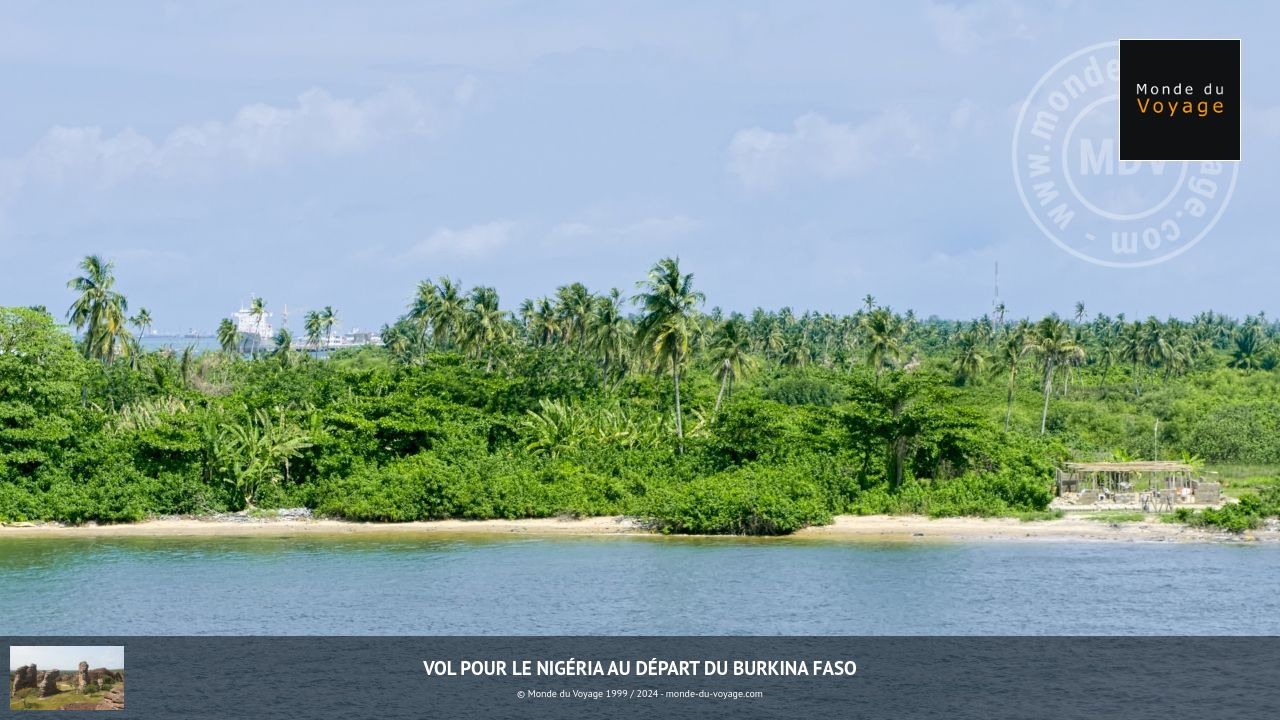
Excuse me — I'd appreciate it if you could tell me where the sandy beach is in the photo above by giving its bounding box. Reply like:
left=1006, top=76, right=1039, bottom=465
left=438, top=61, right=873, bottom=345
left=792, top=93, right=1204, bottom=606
left=1, top=513, right=1274, bottom=543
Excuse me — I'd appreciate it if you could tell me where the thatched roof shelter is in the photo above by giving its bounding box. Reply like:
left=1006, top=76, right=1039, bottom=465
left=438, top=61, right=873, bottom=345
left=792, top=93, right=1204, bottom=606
left=1056, top=460, right=1198, bottom=497
left=1063, top=461, right=1192, bottom=473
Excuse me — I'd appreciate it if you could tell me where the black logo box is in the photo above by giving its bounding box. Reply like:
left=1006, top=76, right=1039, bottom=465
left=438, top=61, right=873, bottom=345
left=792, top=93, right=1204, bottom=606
left=1119, top=39, right=1240, bottom=161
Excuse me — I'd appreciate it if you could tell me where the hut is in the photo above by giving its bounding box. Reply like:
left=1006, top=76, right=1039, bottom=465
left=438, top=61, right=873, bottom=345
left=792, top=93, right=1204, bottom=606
left=1055, top=461, right=1216, bottom=509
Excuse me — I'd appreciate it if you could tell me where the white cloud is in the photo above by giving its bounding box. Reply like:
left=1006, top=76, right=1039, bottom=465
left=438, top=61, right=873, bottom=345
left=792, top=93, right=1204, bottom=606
left=405, top=221, right=516, bottom=260
left=4, top=86, right=442, bottom=194
left=726, top=111, right=926, bottom=191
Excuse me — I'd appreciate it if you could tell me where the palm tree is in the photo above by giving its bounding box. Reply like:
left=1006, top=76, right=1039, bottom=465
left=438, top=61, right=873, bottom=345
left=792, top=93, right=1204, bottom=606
left=952, top=329, right=988, bottom=385
left=779, top=338, right=810, bottom=368
left=555, top=282, right=595, bottom=346
left=1228, top=324, right=1270, bottom=370
left=67, top=254, right=132, bottom=362
left=130, top=307, right=153, bottom=337
left=248, top=297, right=267, bottom=353
left=633, top=257, right=704, bottom=447
left=320, top=306, right=338, bottom=348
left=526, top=297, right=559, bottom=346
left=381, top=323, right=411, bottom=358
left=1119, top=321, right=1150, bottom=395
left=588, top=289, right=629, bottom=379
left=709, top=318, right=756, bottom=413
left=408, top=279, right=437, bottom=346
left=462, top=286, right=511, bottom=370
left=1025, top=316, right=1084, bottom=434
left=859, top=307, right=906, bottom=382
left=271, top=328, right=296, bottom=366
left=431, top=278, right=466, bottom=348
left=217, top=318, right=240, bottom=354
left=303, top=310, right=324, bottom=351
left=997, top=322, right=1029, bottom=430
left=1073, top=301, right=1087, bottom=324
left=1094, top=321, right=1120, bottom=388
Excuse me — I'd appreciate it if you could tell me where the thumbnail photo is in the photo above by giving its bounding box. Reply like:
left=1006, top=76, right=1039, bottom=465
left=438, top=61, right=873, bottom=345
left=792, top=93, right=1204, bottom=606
left=9, top=646, right=123, bottom=711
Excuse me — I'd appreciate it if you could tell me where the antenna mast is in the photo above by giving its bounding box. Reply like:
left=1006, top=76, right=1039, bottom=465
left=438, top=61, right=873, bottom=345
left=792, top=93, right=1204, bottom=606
left=992, top=261, right=1000, bottom=315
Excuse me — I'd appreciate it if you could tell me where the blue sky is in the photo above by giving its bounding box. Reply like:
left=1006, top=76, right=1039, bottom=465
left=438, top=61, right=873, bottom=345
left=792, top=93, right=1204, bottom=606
left=10, top=645, right=123, bottom=671
left=0, top=1, right=1276, bottom=334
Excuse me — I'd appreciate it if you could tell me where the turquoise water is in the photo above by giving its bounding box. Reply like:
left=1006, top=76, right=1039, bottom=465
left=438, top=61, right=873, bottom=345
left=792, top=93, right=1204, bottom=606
left=1, top=536, right=1277, bottom=635
left=136, top=336, right=221, bottom=353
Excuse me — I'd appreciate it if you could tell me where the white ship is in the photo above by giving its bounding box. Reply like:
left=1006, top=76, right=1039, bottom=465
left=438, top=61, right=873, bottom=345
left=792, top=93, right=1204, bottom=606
left=228, top=298, right=381, bottom=351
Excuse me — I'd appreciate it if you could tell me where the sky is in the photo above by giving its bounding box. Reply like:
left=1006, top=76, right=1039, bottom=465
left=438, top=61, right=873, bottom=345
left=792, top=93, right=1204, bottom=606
left=10, top=645, right=124, bottom=671
left=0, top=1, right=1277, bottom=334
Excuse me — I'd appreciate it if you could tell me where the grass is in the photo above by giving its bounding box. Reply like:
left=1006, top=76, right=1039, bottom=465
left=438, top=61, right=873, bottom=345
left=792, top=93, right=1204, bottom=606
left=1083, top=511, right=1150, bottom=523
left=1203, top=465, right=1280, bottom=498
left=1011, top=510, right=1064, bottom=522
left=9, top=685, right=110, bottom=711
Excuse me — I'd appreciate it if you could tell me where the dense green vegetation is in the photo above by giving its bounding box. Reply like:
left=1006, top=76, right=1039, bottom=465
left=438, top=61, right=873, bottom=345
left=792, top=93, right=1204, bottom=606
left=2, top=255, right=1279, bottom=533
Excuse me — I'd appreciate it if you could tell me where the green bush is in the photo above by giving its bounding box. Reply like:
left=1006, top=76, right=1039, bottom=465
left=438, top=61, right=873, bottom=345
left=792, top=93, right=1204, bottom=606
left=1176, top=492, right=1277, bottom=533
left=762, top=376, right=847, bottom=407
left=847, top=471, right=1053, bottom=518
left=644, top=464, right=832, bottom=535
left=314, top=454, right=459, bottom=521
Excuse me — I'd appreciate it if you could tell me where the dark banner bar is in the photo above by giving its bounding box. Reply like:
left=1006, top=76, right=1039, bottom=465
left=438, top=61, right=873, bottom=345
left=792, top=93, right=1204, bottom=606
left=6, top=636, right=1279, bottom=719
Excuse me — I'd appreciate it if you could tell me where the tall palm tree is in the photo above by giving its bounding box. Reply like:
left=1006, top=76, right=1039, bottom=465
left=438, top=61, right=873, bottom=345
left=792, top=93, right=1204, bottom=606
left=1025, top=316, right=1084, bottom=434
left=997, top=322, right=1029, bottom=430
left=952, top=329, right=988, bottom=385
left=633, top=257, right=704, bottom=447
left=320, top=306, right=338, bottom=348
left=130, top=307, right=153, bottom=337
left=248, top=297, right=267, bottom=353
left=217, top=318, right=240, bottom=354
left=762, top=322, right=785, bottom=359
left=1094, top=321, right=1120, bottom=388
left=1119, top=321, right=1149, bottom=395
left=462, top=286, right=511, bottom=370
left=66, top=254, right=131, bottom=362
left=303, top=310, right=324, bottom=351
left=555, top=282, right=595, bottom=346
left=431, top=278, right=466, bottom=349
left=859, top=307, right=906, bottom=382
left=709, top=318, right=756, bottom=413
left=408, top=279, right=438, bottom=346
left=588, top=289, right=629, bottom=379
left=527, top=297, right=559, bottom=346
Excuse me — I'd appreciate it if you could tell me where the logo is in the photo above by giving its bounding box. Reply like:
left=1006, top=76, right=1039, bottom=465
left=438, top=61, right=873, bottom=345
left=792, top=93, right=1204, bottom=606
left=1012, top=41, right=1238, bottom=268
left=1119, top=39, right=1240, bottom=161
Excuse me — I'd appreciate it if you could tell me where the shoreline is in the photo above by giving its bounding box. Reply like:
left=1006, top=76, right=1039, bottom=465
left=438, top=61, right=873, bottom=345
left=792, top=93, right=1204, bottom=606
left=1, top=514, right=1274, bottom=543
